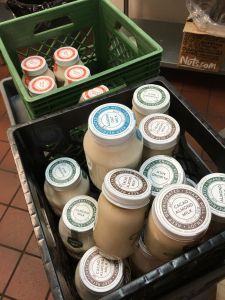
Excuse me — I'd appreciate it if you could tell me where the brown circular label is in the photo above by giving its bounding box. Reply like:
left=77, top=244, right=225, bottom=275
left=161, top=188, right=207, bottom=230
left=110, top=170, right=148, bottom=196
left=144, top=116, right=176, bottom=140
left=84, top=250, right=120, bottom=287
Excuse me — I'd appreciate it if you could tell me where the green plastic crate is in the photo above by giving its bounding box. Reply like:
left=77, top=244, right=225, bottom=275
left=0, top=0, right=162, bottom=119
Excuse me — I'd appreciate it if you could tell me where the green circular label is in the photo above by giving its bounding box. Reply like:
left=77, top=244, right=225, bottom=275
left=202, top=177, right=225, bottom=213
left=48, top=160, right=76, bottom=184
left=143, top=159, right=179, bottom=193
left=137, top=86, right=166, bottom=107
left=66, top=199, right=97, bottom=228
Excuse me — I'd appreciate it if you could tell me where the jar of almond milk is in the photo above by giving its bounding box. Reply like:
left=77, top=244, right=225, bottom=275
left=139, top=113, right=180, bottom=163
left=129, top=225, right=162, bottom=278
left=75, top=246, right=131, bottom=300
left=21, top=56, right=55, bottom=90
left=79, top=85, right=109, bottom=103
left=64, top=65, right=90, bottom=86
left=83, top=103, right=143, bottom=190
left=139, top=155, right=186, bottom=202
left=53, top=47, right=84, bottom=87
left=132, top=84, right=170, bottom=126
left=93, top=169, right=152, bottom=259
left=28, top=76, right=57, bottom=97
left=59, top=196, right=97, bottom=260
left=197, top=173, right=225, bottom=235
left=145, top=184, right=211, bottom=262
left=44, top=157, right=90, bottom=216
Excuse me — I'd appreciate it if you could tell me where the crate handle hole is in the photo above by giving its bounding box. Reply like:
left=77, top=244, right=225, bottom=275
left=117, top=23, right=137, bottom=47
left=34, top=16, right=73, bottom=35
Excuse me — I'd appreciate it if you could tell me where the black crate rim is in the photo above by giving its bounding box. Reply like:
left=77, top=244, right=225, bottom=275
left=7, top=76, right=225, bottom=300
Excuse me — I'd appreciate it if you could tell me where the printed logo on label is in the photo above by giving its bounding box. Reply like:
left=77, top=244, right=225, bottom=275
left=92, top=105, right=131, bottom=135
left=23, top=57, right=43, bottom=70
left=56, top=47, right=76, bottom=60
left=161, top=188, right=207, bottom=230
left=49, top=160, right=76, bottom=184
left=67, top=237, right=83, bottom=248
left=54, top=63, right=57, bottom=72
left=66, top=199, right=96, bottom=228
left=85, top=86, right=107, bottom=99
left=202, top=177, right=225, bottom=213
left=136, top=128, right=142, bottom=141
left=110, top=170, right=148, bottom=195
left=137, top=86, right=166, bottom=106
left=31, top=77, right=53, bottom=92
left=144, top=116, right=176, bottom=140
left=25, top=77, right=31, bottom=86
left=84, top=250, right=120, bottom=287
left=66, top=67, right=87, bottom=80
left=143, top=160, right=179, bottom=193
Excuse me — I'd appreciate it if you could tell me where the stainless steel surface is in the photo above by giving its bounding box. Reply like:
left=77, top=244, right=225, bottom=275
left=122, top=18, right=225, bottom=75
left=124, top=0, right=129, bottom=16
left=0, top=3, right=14, bottom=22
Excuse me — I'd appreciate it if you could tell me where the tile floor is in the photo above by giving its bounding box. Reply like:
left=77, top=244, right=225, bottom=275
left=0, top=64, right=225, bottom=299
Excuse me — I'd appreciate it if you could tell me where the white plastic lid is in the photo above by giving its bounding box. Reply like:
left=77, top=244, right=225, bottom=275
left=196, top=173, right=225, bottom=223
left=186, top=178, right=197, bottom=188
left=102, top=168, right=152, bottom=209
left=64, top=66, right=90, bottom=84
left=62, top=196, right=97, bottom=236
left=79, top=246, right=124, bottom=295
left=45, top=157, right=82, bottom=191
left=54, top=47, right=79, bottom=66
left=139, top=113, right=180, bottom=150
left=88, top=103, right=136, bottom=146
left=152, top=184, right=211, bottom=242
left=21, top=56, right=48, bottom=77
left=139, top=155, right=186, bottom=197
left=82, top=85, right=109, bottom=100
left=133, top=84, right=170, bottom=115
left=28, top=76, right=57, bottom=97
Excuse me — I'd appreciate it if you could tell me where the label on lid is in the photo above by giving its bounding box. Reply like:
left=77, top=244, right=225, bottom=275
left=82, top=248, right=122, bottom=292
left=48, top=160, right=76, bottom=184
left=137, top=86, right=166, bottom=106
left=23, top=57, right=44, bottom=70
left=84, top=86, right=108, bottom=99
left=201, top=176, right=225, bottom=216
left=144, top=115, right=176, bottom=140
left=141, top=157, right=183, bottom=194
left=109, top=170, right=148, bottom=196
left=92, top=105, right=131, bottom=135
left=65, top=198, right=97, bottom=229
left=161, top=188, right=207, bottom=231
left=55, top=47, right=77, bottom=60
left=31, top=77, right=54, bottom=92
left=66, top=66, right=88, bottom=80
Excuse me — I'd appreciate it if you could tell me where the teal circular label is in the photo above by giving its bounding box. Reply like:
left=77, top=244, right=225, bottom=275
left=48, top=160, right=76, bottom=184
left=202, top=176, right=225, bottom=213
left=92, top=105, right=131, bottom=135
left=66, top=199, right=97, bottom=228
left=137, top=86, right=166, bottom=106
left=143, top=159, right=179, bottom=193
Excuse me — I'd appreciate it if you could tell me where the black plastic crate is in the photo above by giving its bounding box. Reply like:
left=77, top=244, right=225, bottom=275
left=7, top=76, right=225, bottom=300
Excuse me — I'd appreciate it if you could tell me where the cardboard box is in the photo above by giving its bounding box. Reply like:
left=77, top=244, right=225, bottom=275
left=178, top=18, right=225, bottom=72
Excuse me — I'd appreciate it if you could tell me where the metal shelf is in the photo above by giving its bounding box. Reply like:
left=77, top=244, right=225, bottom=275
left=122, top=18, right=225, bottom=75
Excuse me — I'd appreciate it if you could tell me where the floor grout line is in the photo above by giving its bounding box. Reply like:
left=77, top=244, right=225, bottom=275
left=0, top=168, right=17, bottom=175
left=0, top=242, right=41, bottom=259
left=0, top=186, right=20, bottom=222
left=45, top=288, right=51, bottom=300
left=0, top=148, right=10, bottom=165
left=0, top=232, right=34, bottom=298
left=0, top=202, right=27, bottom=213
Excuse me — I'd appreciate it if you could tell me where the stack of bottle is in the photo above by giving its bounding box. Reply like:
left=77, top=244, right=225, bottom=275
left=42, top=84, right=224, bottom=300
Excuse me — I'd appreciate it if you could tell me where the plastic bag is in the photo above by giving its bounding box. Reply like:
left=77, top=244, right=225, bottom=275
left=6, top=0, right=74, bottom=33
left=186, top=0, right=225, bottom=37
